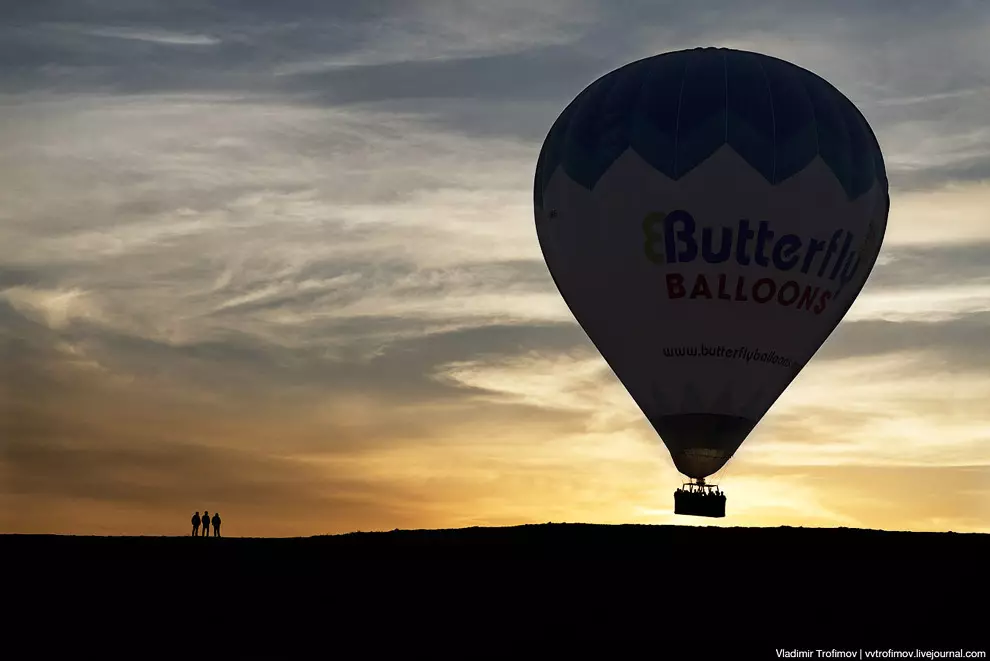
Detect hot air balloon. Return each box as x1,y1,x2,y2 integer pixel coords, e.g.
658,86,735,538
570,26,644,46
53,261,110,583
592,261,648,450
534,47,888,517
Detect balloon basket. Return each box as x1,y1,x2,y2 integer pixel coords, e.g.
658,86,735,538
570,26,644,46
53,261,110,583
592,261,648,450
674,480,726,518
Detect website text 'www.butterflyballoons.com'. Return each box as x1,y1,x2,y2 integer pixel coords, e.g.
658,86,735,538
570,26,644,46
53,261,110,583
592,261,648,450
662,344,802,369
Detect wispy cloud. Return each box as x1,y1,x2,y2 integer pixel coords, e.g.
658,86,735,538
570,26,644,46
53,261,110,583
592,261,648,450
882,182,990,244
1,287,103,330
273,0,597,74
847,285,990,323
50,24,222,46
873,86,990,107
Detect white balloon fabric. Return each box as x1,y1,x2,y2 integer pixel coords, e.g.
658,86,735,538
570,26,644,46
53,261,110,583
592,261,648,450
534,47,889,479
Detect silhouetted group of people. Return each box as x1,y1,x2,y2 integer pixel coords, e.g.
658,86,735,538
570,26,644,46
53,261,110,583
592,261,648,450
191,511,222,537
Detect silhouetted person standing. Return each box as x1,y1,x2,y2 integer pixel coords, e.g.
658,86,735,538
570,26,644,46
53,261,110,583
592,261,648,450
211,512,221,538
202,511,211,537
191,512,201,536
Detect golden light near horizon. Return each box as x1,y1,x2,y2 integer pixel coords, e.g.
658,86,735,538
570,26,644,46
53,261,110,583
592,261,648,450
1,1,989,537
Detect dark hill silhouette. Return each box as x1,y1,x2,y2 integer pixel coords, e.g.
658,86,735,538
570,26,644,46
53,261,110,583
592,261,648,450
4,523,987,654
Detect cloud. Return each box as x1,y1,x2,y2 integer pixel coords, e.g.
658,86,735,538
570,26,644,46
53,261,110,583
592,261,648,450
273,0,597,74
880,183,990,245
867,241,990,289
2,0,989,535
0,287,103,329
0,93,554,353
821,312,990,369
847,285,990,324
4,1,989,192
434,350,642,435
744,353,990,466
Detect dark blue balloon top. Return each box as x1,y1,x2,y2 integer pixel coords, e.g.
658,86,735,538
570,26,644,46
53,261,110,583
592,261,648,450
535,47,887,208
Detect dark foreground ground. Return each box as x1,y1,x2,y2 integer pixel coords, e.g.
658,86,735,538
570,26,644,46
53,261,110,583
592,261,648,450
4,523,988,655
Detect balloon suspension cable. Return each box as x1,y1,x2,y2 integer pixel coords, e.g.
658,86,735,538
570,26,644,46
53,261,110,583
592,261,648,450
682,477,721,495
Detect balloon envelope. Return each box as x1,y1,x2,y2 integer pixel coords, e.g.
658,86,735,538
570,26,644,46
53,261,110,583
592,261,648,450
534,47,888,479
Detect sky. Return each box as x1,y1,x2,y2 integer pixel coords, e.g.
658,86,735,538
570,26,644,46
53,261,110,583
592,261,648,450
1,0,988,537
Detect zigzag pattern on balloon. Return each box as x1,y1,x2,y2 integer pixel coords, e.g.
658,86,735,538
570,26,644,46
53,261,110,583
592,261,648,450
535,47,887,209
